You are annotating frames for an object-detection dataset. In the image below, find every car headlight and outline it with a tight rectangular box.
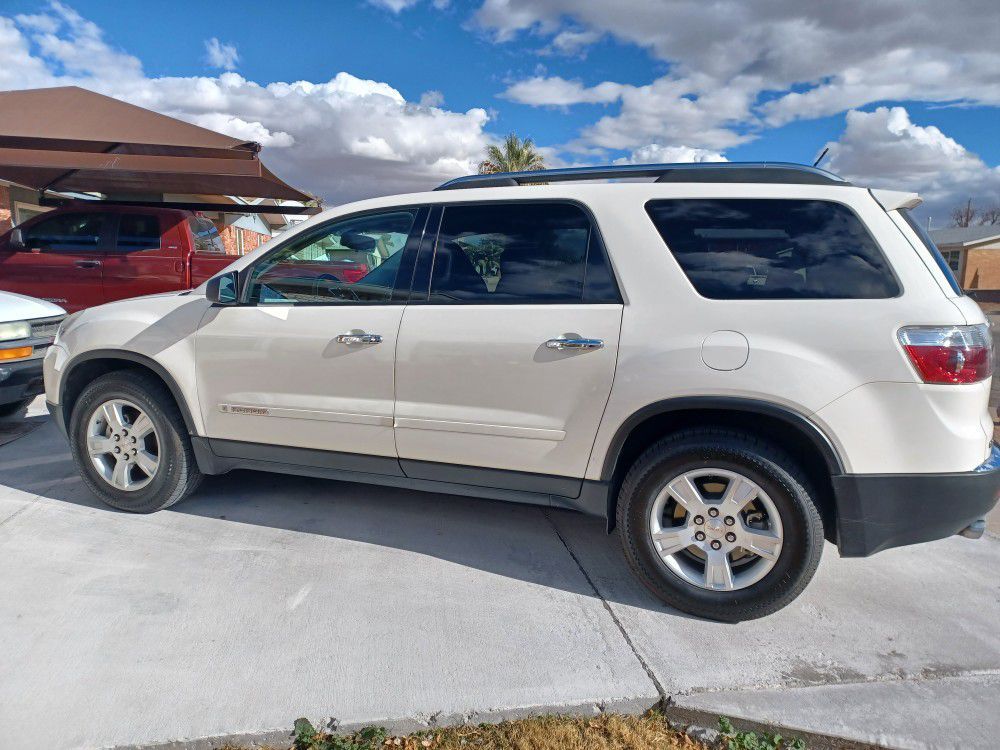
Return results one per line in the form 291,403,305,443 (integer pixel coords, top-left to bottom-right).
0,321,30,342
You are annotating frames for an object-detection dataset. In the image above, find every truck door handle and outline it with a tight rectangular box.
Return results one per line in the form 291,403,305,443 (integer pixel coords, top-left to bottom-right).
546,337,604,350
75,260,102,269
336,332,382,345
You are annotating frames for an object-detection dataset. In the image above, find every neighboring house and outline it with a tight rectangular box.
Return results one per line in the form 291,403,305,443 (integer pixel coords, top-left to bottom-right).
930,226,1000,292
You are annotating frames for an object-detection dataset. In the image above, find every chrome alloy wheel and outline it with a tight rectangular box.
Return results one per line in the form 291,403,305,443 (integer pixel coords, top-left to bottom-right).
86,399,160,491
649,469,783,591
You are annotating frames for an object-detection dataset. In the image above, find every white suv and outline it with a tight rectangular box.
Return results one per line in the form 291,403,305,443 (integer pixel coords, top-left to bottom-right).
43,163,999,621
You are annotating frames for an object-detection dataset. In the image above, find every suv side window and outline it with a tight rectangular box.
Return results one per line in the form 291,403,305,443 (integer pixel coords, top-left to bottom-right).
246,210,418,305
22,213,104,252
117,214,161,251
427,202,619,304
646,199,900,299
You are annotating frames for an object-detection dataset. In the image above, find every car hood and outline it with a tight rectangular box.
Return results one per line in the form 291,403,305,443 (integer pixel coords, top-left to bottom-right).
0,291,66,323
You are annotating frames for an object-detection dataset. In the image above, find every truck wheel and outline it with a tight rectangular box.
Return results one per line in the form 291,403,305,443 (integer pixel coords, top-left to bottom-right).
616,428,824,622
69,370,202,513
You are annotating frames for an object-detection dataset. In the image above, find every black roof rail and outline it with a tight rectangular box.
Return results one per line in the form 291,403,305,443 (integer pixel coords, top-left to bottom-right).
435,161,850,190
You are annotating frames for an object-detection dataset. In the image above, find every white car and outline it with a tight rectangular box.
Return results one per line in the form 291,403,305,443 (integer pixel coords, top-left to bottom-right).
0,291,64,417
43,163,999,621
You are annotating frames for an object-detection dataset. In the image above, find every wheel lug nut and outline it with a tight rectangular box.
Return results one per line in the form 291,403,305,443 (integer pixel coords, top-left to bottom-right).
724,516,735,526
708,507,719,518
725,532,737,543
122,429,128,437
693,515,705,525
113,434,120,442
113,446,120,453
710,540,722,550
694,531,706,542
131,436,137,444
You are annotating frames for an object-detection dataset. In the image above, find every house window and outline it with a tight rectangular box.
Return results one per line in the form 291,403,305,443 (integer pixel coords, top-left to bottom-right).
941,250,962,274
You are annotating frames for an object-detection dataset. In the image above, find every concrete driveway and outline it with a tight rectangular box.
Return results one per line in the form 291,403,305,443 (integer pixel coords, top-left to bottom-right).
1,399,998,749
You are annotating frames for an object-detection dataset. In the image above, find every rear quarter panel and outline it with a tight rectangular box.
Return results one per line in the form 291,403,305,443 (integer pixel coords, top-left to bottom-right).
579,184,975,478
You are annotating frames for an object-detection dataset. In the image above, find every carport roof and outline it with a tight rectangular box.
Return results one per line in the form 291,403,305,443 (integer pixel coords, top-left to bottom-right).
0,86,310,201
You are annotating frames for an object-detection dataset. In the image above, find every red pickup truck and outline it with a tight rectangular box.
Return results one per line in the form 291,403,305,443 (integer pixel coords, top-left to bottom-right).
0,205,236,313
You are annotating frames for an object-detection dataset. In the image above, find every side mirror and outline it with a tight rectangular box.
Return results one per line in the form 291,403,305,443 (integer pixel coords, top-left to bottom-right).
206,270,239,305
8,228,25,251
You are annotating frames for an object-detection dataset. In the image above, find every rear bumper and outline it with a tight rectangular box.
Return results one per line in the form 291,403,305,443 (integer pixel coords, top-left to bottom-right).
835,444,1000,557
0,358,45,407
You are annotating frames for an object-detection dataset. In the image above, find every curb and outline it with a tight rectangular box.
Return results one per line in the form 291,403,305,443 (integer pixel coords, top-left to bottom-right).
105,695,660,750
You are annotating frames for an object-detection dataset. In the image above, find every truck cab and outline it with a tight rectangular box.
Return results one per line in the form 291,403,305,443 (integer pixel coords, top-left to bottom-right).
0,204,235,312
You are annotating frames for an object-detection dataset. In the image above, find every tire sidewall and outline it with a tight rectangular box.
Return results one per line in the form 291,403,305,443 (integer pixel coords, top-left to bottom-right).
624,441,818,614
70,376,186,512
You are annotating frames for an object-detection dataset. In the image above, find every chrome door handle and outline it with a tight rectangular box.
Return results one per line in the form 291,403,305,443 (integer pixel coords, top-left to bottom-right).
336,332,382,345
545,337,604,350
75,259,101,269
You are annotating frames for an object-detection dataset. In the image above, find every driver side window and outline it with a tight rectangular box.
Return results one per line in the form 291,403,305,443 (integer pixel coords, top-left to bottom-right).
246,210,417,305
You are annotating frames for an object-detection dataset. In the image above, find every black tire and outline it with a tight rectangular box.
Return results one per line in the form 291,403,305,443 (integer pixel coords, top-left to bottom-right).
0,397,33,419
69,370,202,513
616,428,824,622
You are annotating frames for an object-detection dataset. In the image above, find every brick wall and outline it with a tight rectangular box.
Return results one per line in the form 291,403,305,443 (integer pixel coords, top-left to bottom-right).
216,223,270,256
0,184,11,234
960,243,1000,290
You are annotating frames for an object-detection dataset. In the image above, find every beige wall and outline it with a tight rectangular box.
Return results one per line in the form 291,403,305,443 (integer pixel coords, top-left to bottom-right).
952,241,1000,290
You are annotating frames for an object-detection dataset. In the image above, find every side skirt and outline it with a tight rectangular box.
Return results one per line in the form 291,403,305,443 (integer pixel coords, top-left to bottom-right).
192,437,609,518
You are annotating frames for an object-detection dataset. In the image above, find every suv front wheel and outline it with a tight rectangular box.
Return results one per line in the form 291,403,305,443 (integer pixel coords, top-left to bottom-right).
616,429,824,622
69,370,202,513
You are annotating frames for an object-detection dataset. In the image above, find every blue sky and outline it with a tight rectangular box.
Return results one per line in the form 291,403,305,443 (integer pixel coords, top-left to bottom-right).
2,0,999,222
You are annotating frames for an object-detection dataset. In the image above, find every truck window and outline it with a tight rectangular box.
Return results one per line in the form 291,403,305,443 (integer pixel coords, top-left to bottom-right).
188,217,226,254
117,214,161,251
23,213,103,252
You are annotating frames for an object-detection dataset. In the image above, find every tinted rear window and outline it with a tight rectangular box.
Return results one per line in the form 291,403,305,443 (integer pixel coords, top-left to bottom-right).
428,202,619,304
118,214,161,250
646,199,900,299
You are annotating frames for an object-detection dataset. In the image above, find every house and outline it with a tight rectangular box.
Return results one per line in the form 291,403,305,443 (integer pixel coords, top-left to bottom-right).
930,226,1000,291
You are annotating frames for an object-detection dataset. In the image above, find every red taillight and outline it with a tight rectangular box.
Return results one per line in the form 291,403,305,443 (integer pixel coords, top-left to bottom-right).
899,324,993,384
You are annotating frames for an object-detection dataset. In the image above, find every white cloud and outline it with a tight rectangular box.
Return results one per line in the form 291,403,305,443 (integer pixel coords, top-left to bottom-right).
204,37,239,71
615,145,728,165
2,6,493,204
546,29,601,56
367,0,421,12
502,76,622,106
484,0,1000,157
418,89,444,107
823,107,1000,218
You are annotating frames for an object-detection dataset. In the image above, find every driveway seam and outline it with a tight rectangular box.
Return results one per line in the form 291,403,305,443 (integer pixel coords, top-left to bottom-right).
542,509,667,703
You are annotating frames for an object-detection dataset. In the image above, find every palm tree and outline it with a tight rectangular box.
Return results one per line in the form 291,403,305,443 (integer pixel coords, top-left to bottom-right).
477,133,545,175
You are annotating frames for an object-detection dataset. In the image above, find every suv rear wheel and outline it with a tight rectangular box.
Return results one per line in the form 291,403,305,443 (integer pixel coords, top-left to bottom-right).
616,428,824,622
69,370,202,513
